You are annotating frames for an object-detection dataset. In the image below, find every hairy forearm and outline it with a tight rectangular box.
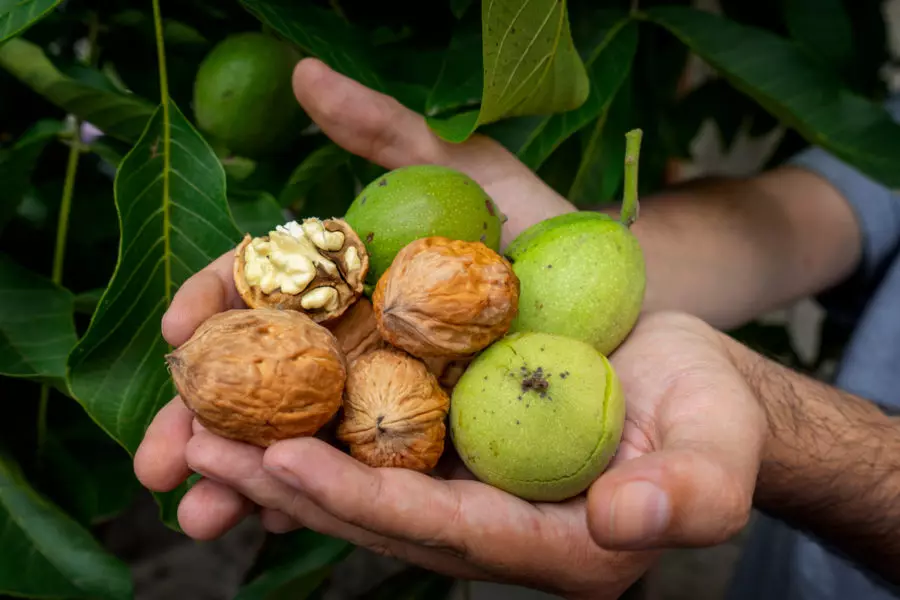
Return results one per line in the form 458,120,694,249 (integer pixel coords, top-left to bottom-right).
724,335,900,584
594,167,861,330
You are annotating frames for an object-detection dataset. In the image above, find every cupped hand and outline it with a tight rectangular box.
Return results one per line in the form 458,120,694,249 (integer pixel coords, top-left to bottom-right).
136,55,576,538
135,57,768,597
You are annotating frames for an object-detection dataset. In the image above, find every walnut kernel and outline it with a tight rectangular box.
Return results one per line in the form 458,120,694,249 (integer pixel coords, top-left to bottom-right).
234,218,369,323
166,309,346,447
337,348,449,472
373,237,519,358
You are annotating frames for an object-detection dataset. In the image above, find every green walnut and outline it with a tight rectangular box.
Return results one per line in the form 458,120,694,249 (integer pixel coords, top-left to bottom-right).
344,165,504,286
193,32,309,157
505,130,646,356
449,331,626,502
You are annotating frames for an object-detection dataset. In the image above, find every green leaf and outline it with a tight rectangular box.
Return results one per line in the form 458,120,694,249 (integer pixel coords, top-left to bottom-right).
74,288,106,315
294,163,356,219
0,253,76,388
642,6,900,188
41,407,140,525
427,0,591,143
239,0,388,93
515,15,638,170
236,530,352,600
0,119,63,232
0,449,132,600
230,190,285,237
568,72,633,206
783,0,853,74
0,0,61,42
364,567,456,600
67,101,241,525
0,37,155,143
279,143,351,210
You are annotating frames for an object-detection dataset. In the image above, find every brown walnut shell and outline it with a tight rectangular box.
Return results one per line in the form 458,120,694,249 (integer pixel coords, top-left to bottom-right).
324,297,387,364
233,218,369,324
373,236,519,358
337,348,449,472
166,309,346,447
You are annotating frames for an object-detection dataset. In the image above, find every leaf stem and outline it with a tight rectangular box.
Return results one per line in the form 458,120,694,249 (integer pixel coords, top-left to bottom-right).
51,138,81,284
151,0,172,305
620,128,642,227
39,125,82,461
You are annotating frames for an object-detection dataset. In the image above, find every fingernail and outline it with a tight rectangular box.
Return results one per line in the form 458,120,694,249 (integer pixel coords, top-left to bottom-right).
609,481,671,548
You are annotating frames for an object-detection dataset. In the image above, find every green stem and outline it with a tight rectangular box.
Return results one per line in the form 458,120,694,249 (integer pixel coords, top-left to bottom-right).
39,128,82,461
51,139,81,284
620,129,643,227
151,0,173,307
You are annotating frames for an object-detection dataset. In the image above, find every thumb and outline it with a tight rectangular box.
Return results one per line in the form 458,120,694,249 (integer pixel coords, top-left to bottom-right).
587,363,765,551
586,448,756,551
291,57,445,170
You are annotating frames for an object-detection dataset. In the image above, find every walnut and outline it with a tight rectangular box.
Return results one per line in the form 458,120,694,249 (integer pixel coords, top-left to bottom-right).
233,218,369,324
337,348,449,472
421,355,473,391
373,237,519,358
325,297,386,364
166,309,346,447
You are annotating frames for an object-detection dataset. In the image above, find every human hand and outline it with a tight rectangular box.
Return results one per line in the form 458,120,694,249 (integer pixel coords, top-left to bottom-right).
135,54,579,538
139,305,765,598
135,57,767,597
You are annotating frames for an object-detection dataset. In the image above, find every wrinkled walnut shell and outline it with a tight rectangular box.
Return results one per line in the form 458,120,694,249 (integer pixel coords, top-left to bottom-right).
234,218,369,324
325,297,387,364
421,355,473,391
167,309,346,447
373,237,519,358
337,348,449,472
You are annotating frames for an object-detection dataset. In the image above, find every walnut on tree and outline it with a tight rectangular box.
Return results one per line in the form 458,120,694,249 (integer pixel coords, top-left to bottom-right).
166,308,346,447
233,218,369,324
324,297,386,364
337,348,450,472
373,236,519,358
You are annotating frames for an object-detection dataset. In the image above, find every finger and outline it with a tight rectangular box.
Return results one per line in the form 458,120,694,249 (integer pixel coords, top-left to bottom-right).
161,250,243,347
262,437,614,579
292,58,445,170
260,508,302,534
291,58,575,247
587,362,762,550
185,431,487,580
177,477,254,541
134,397,194,492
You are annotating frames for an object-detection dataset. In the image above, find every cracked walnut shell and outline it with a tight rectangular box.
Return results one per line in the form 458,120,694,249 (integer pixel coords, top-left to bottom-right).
166,309,346,447
337,348,449,472
373,237,519,358
234,218,369,324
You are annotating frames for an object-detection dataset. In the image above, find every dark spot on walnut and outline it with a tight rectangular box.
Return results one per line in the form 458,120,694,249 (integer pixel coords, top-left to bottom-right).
378,179,388,187
365,232,374,243
520,366,549,394
485,199,496,216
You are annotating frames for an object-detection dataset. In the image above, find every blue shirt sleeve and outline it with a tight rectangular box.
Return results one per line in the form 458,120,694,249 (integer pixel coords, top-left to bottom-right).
785,95,900,321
